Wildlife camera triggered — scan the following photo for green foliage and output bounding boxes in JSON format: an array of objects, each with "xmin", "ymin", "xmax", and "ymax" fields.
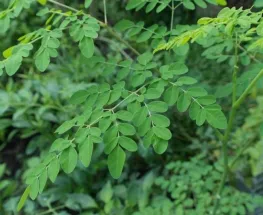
[
  {"xmin": 1, "ymin": 0, "xmax": 263, "ymax": 214},
  {"xmin": 126, "ymin": 0, "xmax": 219, "ymax": 12}
]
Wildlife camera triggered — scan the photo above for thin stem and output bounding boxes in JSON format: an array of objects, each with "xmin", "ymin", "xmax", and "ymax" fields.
[
  {"xmin": 233, "ymin": 69, "xmax": 263, "ymax": 109},
  {"xmin": 36, "ymin": 205, "xmax": 65, "ymax": 215},
  {"xmin": 170, "ymin": 2, "xmax": 182, "ymax": 33},
  {"xmin": 212, "ymin": 108, "xmax": 236, "ymax": 215},
  {"xmin": 232, "ymin": 34, "xmax": 238, "ymax": 104},
  {"xmin": 212, "ymin": 36, "xmax": 239, "ymax": 214},
  {"xmin": 238, "ymin": 44, "xmax": 261, "ymax": 64},
  {"xmin": 229, "ymin": 138, "xmax": 254, "ymax": 168},
  {"xmin": 47, "ymin": 0, "xmax": 78, "ymax": 12},
  {"xmin": 214, "ymin": 129, "xmax": 224, "ymax": 142},
  {"xmin": 103, "ymin": 0, "xmax": 107, "ymax": 24},
  {"xmin": 170, "ymin": 1, "xmax": 175, "ymax": 32}
]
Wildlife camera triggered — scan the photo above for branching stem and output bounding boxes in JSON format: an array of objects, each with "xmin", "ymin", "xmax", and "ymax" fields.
[{"xmin": 212, "ymin": 38, "xmax": 263, "ymax": 214}]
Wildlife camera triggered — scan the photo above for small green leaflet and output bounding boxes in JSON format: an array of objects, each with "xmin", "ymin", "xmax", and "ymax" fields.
[
  {"xmin": 153, "ymin": 139, "xmax": 168, "ymax": 154},
  {"xmin": 164, "ymin": 86, "xmax": 179, "ymax": 106},
  {"xmin": 39, "ymin": 170, "xmax": 48, "ymax": 194},
  {"xmin": 70, "ymin": 90, "xmax": 89, "ymax": 105},
  {"xmin": 35, "ymin": 49, "xmax": 50, "ymax": 72},
  {"xmin": 55, "ymin": 119, "xmax": 76, "ymax": 134},
  {"xmin": 85, "ymin": 0, "xmax": 93, "ymax": 8},
  {"xmin": 118, "ymin": 123, "xmax": 136, "ymax": 136},
  {"xmin": 99, "ymin": 181, "xmax": 113, "ymax": 203},
  {"xmin": 79, "ymin": 137, "xmax": 94, "ymax": 167},
  {"xmin": 17, "ymin": 186, "xmax": 30, "ymax": 211},
  {"xmin": 30, "ymin": 178, "xmax": 39, "ymax": 200},
  {"xmin": 79, "ymin": 37, "xmax": 95, "ymax": 58},
  {"xmin": 153, "ymin": 127, "xmax": 172, "ymax": 140},
  {"xmin": 114, "ymin": 19, "xmax": 134, "ymax": 32},
  {"xmin": 37, "ymin": 0, "xmax": 47, "ymax": 5},
  {"xmin": 48, "ymin": 158, "xmax": 60, "ymax": 182},
  {"xmin": 119, "ymin": 136, "xmax": 138, "ymax": 152},
  {"xmin": 177, "ymin": 93, "xmax": 191, "ymax": 112},
  {"xmin": 60, "ymin": 147, "xmax": 78, "ymax": 174},
  {"xmin": 108, "ymin": 145, "xmax": 126, "ymax": 179},
  {"xmin": 205, "ymin": 108, "xmax": 227, "ymax": 129}
]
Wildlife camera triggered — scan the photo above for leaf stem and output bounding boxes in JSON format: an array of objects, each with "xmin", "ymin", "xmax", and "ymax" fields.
[
  {"xmin": 170, "ymin": 2, "xmax": 182, "ymax": 33},
  {"xmin": 103, "ymin": 0, "xmax": 108, "ymax": 24},
  {"xmin": 233, "ymin": 69, "xmax": 263, "ymax": 109},
  {"xmin": 212, "ymin": 36, "xmax": 239, "ymax": 214},
  {"xmin": 47, "ymin": 0, "xmax": 78, "ymax": 12},
  {"xmin": 170, "ymin": 1, "xmax": 175, "ymax": 32}
]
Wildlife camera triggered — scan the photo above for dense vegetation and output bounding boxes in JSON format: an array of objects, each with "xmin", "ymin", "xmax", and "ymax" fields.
[{"xmin": 1, "ymin": 0, "xmax": 263, "ymax": 214}]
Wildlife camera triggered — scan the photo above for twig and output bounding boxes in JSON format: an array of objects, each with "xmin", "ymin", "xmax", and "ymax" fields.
[{"xmin": 103, "ymin": 0, "xmax": 107, "ymax": 24}]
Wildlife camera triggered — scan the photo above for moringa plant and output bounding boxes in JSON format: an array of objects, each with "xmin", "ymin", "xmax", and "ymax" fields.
[{"xmin": 1, "ymin": 0, "xmax": 263, "ymax": 214}]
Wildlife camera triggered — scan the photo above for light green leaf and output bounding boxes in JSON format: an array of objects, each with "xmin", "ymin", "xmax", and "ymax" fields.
[
  {"xmin": 48, "ymin": 158, "xmax": 60, "ymax": 182},
  {"xmin": 50, "ymin": 138, "xmax": 71, "ymax": 152},
  {"xmin": 126, "ymin": 0, "xmax": 143, "ymax": 10},
  {"xmin": 194, "ymin": 0, "xmax": 207, "ymax": 8},
  {"xmin": 39, "ymin": 170, "xmax": 47, "ymax": 194},
  {"xmin": 183, "ymin": 0, "xmax": 195, "ymax": 10},
  {"xmin": 99, "ymin": 181, "xmax": 113, "ymax": 203},
  {"xmin": 187, "ymin": 87, "xmax": 207, "ymax": 97},
  {"xmin": 37, "ymin": 0, "xmax": 47, "ymax": 5},
  {"xmin": 79, "ymin": 137, "xmax": 93, "ymax": 167},
  {"xmin": 133, "ymin": 107, "xmax": 148, "ymax": 127},
  {"xmin": 205, "ymin": 108, "xmax": 227, "ymax": 129},
  {"xmin": 29, "ymin": 178, "xmax": 39, "ymax": 200},
  {"xmin": 177, "ymin": 93, "xmax": 191, "ymax": 112},
  {"xmin": 35, "ymin": 49, "xmax": 50, "ymax": 72},
  {"xmin": 5, "ymin": 55, "xmax": 21, "ymax": 76},
  {"xmin": 119, "ymin": 136, "xmax": 138, "ymax": 152},
  {"xmin": 164, "ymin": 86, "xmax": 179, "ymax": 106},
  {"xmin": 85, "ymin": 0, "xmax": 92, "ymax": 8},
  {"xmin": 138, "ymin": 117, "xmax": 151, "ymax": 136},
  {"xmin": 151, "ymin": 114, "xmax": 170, "ymax": 127},
  {"xmin": 144, "ymin": 88, "xmax": 163, "ymax": 99},
  {"xmin": 99, "ymin": 118, "xmax": 112, "ymax": 132},
  {"xmin": 196, "ymin": 108, "xmax": 206, "ymax": 126},
  {"xmin": 170, "ymin": 62, "xmax": 188, "ymax": 75},
  {"xmin": 17, "ymin": 187, "xmax": 30, "ymax": 211},
  {"xmin": 189, "ymin": 102, "xmax": 201, "ymax": 120},
  {"xmin": 177, "ymin": 76, "xmax": 197, "ymax": 85},
  {"xmin": 55, "ymin": 119, "xmax": 75, "ymax": 134},
  {"xmin": 108, "ymin": 145, "xmax": 126, "ymax": 179},
  {"xmin": 137, "ymin": 52, "xmax": 153, "ymax": 65},
  {"xmin": 79, "ymin": 37, "xmax": 95, "ymax": 58},
  {"xmin": 104, "ymin": 137, "xmax": 118, "ymax": 154},
  {"xmin": 137, "ymin": 31, "xmax": 152, "ymax": 43},
  {"xmin": 118, "ymin": 123, "xmax": 136, "ymax": 136},
  {"xmin": 197, "ymin": 95, "xmax": 216, "ymax": 105},
  {"xmin": 153, "ymin": 139, "xmax": 168, "ymax": 154},
  {"xmin": 116, "ymin": 110, "xmax": 133, "ymax": 121},
  {"xmin": 114, "ymin": 19, "xmax": 134, "ymax": 32},
  {"xmin": 153, "ymin": 127, "xmax": 172, "ymax": 140},
  {"xmin": 156, "ymin": 2, "xmax": 169, "ymax": 13},
  {"xmin": 60, "ymin": 147, "xmax": 78, "ymax": 174},
  {"xmin": 148, "ymin": 101, "xmax": 168, "ymax": 113}
]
